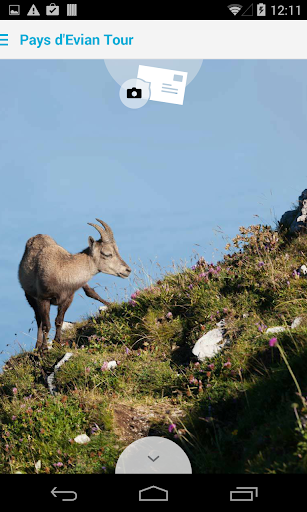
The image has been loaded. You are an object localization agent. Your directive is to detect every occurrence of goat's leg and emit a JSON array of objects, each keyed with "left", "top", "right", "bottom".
[
  {"left": 54, "top": 294, "right": 74, "bottom": 343},
  {"left": 37, "top": 300, "right": 51, "bottom": 353},
  {"left": 25, "top": 293, "right": 43, "bottom": 350},
  {"left": 82, "top": 284, "right": 110, "bottom": 306}
]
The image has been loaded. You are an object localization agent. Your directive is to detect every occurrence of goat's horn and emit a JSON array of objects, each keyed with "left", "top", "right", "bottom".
[
  {"left": 88, "top": 222, "right": 112, "bottom": 243},
  {"left": 96, "top": 219, "right": 114, "bottom": 240}
]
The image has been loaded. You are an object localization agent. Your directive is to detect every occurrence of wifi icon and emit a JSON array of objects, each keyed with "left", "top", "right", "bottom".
[{"left": 228, "top": 4, "right": 243, "bottom": 15}]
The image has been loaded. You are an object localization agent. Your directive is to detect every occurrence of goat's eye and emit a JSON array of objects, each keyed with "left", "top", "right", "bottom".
[{"left": 101, "top": 252, "right": 112, "bottom": 258}]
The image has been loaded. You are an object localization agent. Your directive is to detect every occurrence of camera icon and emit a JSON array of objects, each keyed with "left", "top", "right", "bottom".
[{"left": 127, "top": 87, "right": 142, "bottom": 99}]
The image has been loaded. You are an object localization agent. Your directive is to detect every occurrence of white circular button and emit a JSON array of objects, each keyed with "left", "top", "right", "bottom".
[
  {"left": 115, "top": 436, "right": 192, "bottom": 474},
  {"left": 119, "top": 78, "right": 150, "bottom": 109}
]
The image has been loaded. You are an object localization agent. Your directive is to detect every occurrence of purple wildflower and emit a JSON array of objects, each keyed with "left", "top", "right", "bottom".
[
  {"left": 256, "top": 322, "right": 267, "bottom": 333},
  {"left": 269, "top": 337, "right": 278, "bottom": 347},
  {"left": 189, "top": 375, "right": 198, "bottom": 385},
  {"left": 168, "top": 423, "right": 176, "bottom": 433}
]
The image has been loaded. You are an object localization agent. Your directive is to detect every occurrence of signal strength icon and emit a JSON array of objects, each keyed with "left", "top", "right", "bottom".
[
  {"left": 242, "top": 3, "right": 254, "bottom": 16},
  {"left": 228, "top": 4, "right": 243, "bottom": 15}
]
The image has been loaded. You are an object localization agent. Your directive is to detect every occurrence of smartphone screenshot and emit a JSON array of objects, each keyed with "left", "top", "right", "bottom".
[{"left": 0, "top": 3, "right": 306, "bottom": 504}]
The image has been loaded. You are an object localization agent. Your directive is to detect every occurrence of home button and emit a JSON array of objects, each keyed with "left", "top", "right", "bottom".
[{"left": 139, "top": 485, "right": 168, "bottom": 502}]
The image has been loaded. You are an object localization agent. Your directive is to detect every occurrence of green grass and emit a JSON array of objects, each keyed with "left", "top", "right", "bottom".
[{"left": 1, "top": 223, "right": 307, "bottom": 473}]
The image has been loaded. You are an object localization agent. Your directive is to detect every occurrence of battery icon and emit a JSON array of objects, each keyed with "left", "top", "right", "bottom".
[{"left": 257, "top": 3, "right": 266, "bottom": 16}]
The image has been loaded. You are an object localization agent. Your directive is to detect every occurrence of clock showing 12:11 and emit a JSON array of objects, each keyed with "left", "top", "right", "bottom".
[{"left": 271, "top": 5, "right": 301, "bottom": 15}]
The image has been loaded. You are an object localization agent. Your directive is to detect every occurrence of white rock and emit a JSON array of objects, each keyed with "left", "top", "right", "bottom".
[
  {"left": 291, "top": 317, "right": 303, "bottom": 329},
  {"left": 192, "top": 323, "right": 229, "bottom": 361},
  {"left": 99, "top": 306, "right": 108, "bottom": 312},
  {"left": 265, "top": 326, "right": 286, "bottom": 334},
  {"left": 300, "top": 265, "right": 307, "bottom": 275},
  {"left": 107, "top": 361, "right": 117, "bottom": 370},
  {"left": 265, "top": 318, "right": 303, "bottom": 333},
  {"left": 61, "top": 321, "right": 75, "bottom": 332},
  {"left": 47, "top": 371, "right": 57, "bottom": 396},
  {"left": 47, "top": 353, "right": 73, "bottom": 396},
  {"left": 55, "top": 352, "right": 73, "bottom": 371},
  {"left": 74, "top": 434, "right": 91, "bottom": 445}
]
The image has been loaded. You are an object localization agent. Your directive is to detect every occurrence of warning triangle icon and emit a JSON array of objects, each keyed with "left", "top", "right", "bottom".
[{"left": 27, "top": 4, "right": 40, "bottom": 16}]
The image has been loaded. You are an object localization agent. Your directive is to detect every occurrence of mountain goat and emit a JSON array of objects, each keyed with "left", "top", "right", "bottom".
[{"left": 18, "top": 219, "right": 131, "bottom": 353}]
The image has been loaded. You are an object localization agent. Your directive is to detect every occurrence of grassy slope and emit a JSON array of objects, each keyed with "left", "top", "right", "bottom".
[{"left": 1, "top": 224, "right": 307, "bottom": 474}]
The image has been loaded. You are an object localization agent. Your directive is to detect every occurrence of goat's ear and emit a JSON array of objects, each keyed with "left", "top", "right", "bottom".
[{"left": 88, "top": 236, "right": 95, "bottom": 249}]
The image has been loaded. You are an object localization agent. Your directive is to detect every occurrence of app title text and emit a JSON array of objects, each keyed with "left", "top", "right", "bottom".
[{"left": 20, "top": 34, "right": 134, "bottom": 49}]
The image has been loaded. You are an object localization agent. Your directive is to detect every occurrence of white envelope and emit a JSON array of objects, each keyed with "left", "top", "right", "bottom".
[{"left": 137, "top": 65, "right": 188, "bottom": 105}]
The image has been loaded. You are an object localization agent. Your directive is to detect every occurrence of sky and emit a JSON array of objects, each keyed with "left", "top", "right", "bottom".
[{"left": 0, "top": 59, "right": 307, "bottom": 366}]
